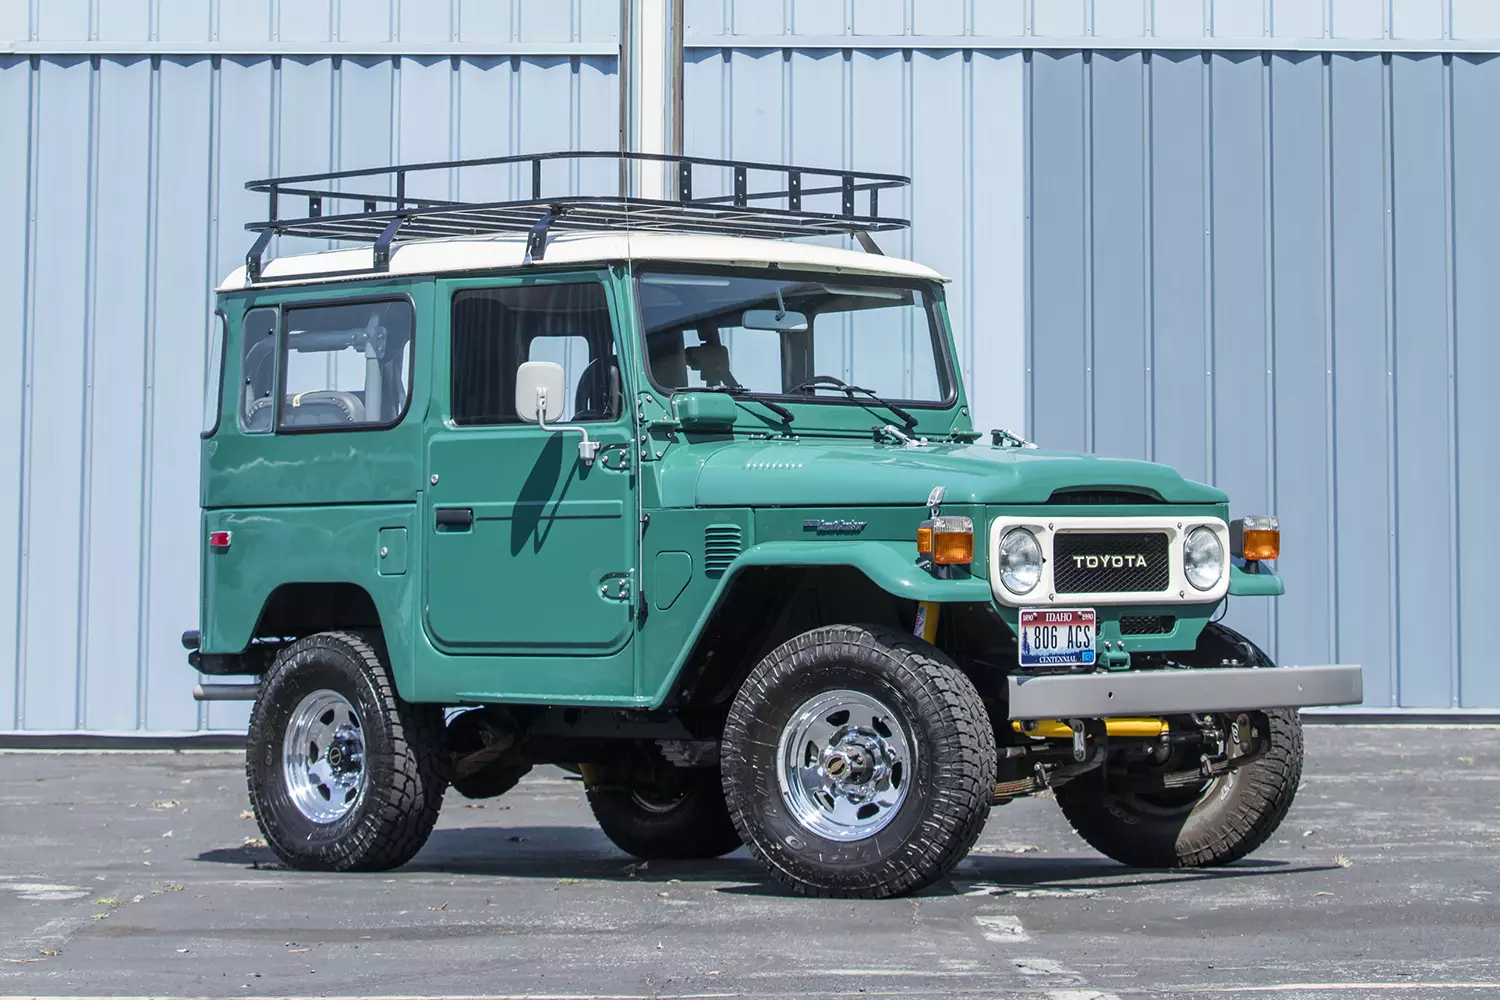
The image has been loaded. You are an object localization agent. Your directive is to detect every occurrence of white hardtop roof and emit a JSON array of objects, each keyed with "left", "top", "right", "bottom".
[{"left": 217, "top": 230, "right": 948, "bottom": 292}]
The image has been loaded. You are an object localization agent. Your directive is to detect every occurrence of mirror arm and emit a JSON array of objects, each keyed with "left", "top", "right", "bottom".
[{"left": 532, "top": 385, "right": 601, "bottom": 466}]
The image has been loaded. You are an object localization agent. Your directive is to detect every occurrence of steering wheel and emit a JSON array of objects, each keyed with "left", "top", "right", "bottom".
[{"left": 786, "top": 375, "right": 851, "bottom": 394}]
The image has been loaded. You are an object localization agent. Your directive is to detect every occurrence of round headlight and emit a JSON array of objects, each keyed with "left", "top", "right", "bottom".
[
  {"left": 1184, "top": 526, "right": 1225, "bottom": 591},
  {"left": 998, "top": 528, "right": 1043, "bottom": 595}
]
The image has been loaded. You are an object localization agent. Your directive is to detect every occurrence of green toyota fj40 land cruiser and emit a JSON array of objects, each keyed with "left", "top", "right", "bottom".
[{"left": 186, "top": 152, "right": 1362, "bottom": 898}]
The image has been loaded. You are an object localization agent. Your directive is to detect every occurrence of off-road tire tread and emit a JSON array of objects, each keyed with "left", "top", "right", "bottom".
[
  {"left": 722, "top": 624, "right": 996, "bottom": 899},
  {"left": 247, "top": 630, "right": 450, "bottom": 872},
  {"left": 1056, "top": 708, "right": 1303, "bottom": 868}
]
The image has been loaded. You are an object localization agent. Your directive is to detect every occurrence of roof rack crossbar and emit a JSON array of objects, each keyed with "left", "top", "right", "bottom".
[{"left": 242, "top": 151, "right": 911, "bottom": 284}]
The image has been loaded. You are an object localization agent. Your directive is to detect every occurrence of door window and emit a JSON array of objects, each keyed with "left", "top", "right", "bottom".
[
  {"left": 238, "top": 307, "right": 279, "bottom": 433},
  {"left": 278, "top": 299, "right": 415, "bottom": 430},
  {"left": 203, "top": 312, "right": 226, "bottom": 436},
  {"left": 450, "top": 282, "right": 619, "bottom": 426}
]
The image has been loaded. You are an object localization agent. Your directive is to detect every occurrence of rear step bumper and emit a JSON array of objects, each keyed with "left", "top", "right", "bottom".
[{"left": 1007, "top": 664, "right": 1363, "bottom": 720}]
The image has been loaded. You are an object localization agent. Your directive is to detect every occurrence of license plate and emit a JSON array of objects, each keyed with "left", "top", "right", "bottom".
[{"left": 1019, "top": 608, "right": 1097, "bottom": 669}]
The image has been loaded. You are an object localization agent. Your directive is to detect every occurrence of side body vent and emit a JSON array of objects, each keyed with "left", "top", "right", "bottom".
[{"left": 704, "top": 525, "right": 744, "bottom": 577}]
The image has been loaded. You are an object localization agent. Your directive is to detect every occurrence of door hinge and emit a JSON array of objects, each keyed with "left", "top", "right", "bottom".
[
  {"left": 600, "top": 572, "right": 633, "bottom": 603},
  {"left": 600, "top": 443, "right": 632, "bottom": 471}
]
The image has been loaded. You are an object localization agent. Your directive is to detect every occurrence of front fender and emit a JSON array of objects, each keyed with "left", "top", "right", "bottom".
[
  {"left": 1228, "top": 562, "right": 1284, "bottom": 596},
  {"left": 644, "top": 540, "right": 989, "bottom": 708}
]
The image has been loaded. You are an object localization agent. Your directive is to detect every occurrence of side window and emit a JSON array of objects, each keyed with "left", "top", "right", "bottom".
[
  {"left": 203, "top": 312, "right": 226, "bottom": 436},
  {"left": 239, "top": 307, "right": 278, "bottom": 433},
  {"left": 451, "top": 282, "right": 618, "bottom": 426},
  {"left": 279, "top": 300, "right": 415, "bottom": 431}
]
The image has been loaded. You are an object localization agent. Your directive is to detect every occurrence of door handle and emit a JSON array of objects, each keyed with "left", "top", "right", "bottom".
[{"left": 435, "top": 507, "right": 474, "bottom": 530}]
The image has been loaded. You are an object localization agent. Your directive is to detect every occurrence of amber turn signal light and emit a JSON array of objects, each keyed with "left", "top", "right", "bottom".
[
  {"left": 1230, "top": 515, "right": 1279, "bottom": 561},
  {"left": 920, "top": 515, "right": 974, "bottom": 565}
]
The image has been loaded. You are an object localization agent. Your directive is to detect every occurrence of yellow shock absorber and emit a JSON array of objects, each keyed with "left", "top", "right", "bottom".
[
  {"left": 1012, "top": 718, "right": 1169, "bottom": 738},
  {"left": 915, "top": 601, "right": 941, "bottom": 643}
]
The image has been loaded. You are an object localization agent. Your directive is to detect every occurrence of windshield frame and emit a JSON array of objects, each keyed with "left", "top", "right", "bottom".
[{"left": 631, "top": 262, "right": 959, "bottom": 412}]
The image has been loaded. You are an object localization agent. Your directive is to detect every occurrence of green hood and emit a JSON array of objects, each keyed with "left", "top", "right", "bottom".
[{"left": 670, "top": 439, "right": 1226, "bottom": 507}]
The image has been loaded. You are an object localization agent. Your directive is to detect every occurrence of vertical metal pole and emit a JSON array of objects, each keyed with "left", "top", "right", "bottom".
[
  {"left": 669, "top": 0, "right": 684, "bottom": 157},
  {"left": 618, "top": 0, "right": 632, "bottom": 197}
]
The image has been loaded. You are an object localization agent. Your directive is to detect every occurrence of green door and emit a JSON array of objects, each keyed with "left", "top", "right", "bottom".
[{"left": 423, "top": 273, "right": 637, "bottom": 659}]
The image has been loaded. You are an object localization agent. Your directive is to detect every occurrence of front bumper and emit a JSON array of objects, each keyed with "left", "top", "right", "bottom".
[{"left": 1007, "top": 664, "right": 1363, "bottom": 719}]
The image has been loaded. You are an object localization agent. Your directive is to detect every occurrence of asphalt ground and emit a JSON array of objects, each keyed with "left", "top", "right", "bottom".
[{"left": 1, "top": 726, "right": 1497, "bottom": 1000}]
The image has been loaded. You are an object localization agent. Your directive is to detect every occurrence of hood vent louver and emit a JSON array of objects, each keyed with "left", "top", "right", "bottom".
[
  {"left": 704, "top": 525, "right": 744, "bottom": 577},
  {"left": 1048, "top": 488, "right": 1162, "bottom": 505}
]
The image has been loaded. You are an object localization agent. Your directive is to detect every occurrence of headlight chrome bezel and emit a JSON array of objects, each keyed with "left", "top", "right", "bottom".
[
  {"left": 1183, "top": 525, "right": 1226, "bottom": 591},
  {"left": 997, "top": 527, "right": 1044, "bottom": 596}
]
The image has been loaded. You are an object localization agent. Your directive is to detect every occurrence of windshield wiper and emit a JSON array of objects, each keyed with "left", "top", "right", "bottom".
[
  {"left": 787, "top": 375, "right": 919, "bottom": 430},
  {"left": 672, "top": 386, "right": 794, "bottom": 425}
]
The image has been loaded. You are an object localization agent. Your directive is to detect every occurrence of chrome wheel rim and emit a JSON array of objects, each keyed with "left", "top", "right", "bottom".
[
  {"left": 776, "top": 689, "right": 914, "bottom": 842},
  {"left": 282, "top": 689, "right": 367, "bottom": 824}
]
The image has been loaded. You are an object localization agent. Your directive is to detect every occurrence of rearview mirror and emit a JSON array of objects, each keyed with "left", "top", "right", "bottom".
[
  {"left": 742, "top": 308, "right": 808, "bottom": 333},
  {"left": 515, "top": 361, "right": 565, "bottom": 424}
]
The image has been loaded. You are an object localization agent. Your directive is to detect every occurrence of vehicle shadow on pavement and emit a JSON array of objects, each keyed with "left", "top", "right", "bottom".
[{"left": 196, "top": 827, "right": 1338, "bottom": 898}]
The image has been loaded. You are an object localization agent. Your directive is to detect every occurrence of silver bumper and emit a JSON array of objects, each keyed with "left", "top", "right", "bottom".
[{"left": 1007, "top": 664, "right": 1363, "bottom": 719}]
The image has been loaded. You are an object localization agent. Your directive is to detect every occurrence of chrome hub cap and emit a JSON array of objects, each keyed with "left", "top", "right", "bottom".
[
  {"left": 283, "top": 690, "right": 367, "bottom": 824},
  {"left": 777, "top": 689, "right": 915, "bottom": 841}
]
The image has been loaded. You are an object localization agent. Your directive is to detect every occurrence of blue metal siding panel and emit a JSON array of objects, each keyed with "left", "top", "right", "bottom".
[
  {"left": 0, "top": 0, "right": 28, "bottom": 41},
  {"left": 36, "top": 0, "right": 89, "bottom": 41},
  {"left": 1027, "top": 49, "right": 1500, "bottom": 707},
  {"left": 1088, "top": 52, "right": 1148, "bottom": 462},
  {"left": 1147, "top": 53, "right": 1209, "bottom": 484},
  {"left": 1271, "top": 0, "right": 1322, "bottom": 38},
  {"left": 0, "top": 17, "right": 617, "bottom": 732},
  {"left": 1331, "top": 0, "right": 1385, "bottom": 39},
  {"left": 1451, "top": 55, "right": 1500, "bottom": 710},
  {"left": 968, "top": 52, "right": 1026, "bottom": 436},
  {"left": 1328, "top": 53, "right": 1395, "bottom": 707},
  {"left": 220, "top": 1, "right": 275, "bottom": 44},
  {"left": 84, "top": 57, "right": 153, "bottom": 733},
  {"left": 1453, "top": 0, "right": 1500, "bottom": 39},
  {"left": 1389, "top": 54, "right": 1453, "bottom": 708},
  {"left": 1027, "top": 52, "right": 1087, "bottom": 452},
  {"left": 0, "top": 57, "right": 30, "bottom": 730},
  {"left": 1207, "top": 52, "right": 1273, "bottom": 650},
  {"left": 696, "top": 0, "right": 1480, "bottom": 43},
  {"left": 1267, "top": 52, "right": 1335, "bottom": 671},
  {"left": 853, "top": 0, "right": 905, "bottom": 37},
  {"left": 23, "top": 56, "right": 92, "bottom": 731}
]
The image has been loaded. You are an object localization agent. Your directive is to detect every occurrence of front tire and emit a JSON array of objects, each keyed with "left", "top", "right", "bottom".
[
  {"left": 1055, "top": 708, "right": 1303, "bottom": 868},
  {"left": 586, "top": 768, "right": 742, "bottom": 860},
  {"left": 721, "top": 624, "right": 996, "bottom": 899},
  {"left": 247, "top": 631, "right": 449, "bottom": 871}
]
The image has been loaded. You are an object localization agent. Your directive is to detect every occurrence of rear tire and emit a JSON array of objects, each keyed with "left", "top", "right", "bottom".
[
  {"left": 247, "top": 631, "right": 449, "bottom": 872},
  {"left": 721, "top": 624, "right": 995, "bottom": 899},
  {"left": 1055, "top": 708, "right": 1303, "bottom": 868},
  {"left": 586, "top": 769, "right": 742, "bottom": 860}
]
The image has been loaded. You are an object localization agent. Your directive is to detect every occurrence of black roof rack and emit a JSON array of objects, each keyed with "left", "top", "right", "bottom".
[{"left": 242, "top": 150, "right": 911, "bottom": 283}]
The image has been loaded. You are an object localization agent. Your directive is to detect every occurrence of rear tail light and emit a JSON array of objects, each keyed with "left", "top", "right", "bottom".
[
  {"left": 208, "top": 530, "right": 232, "bottom": 550},
  {"left": 1231, "top": 516, "right": 1279, "bottom": 561}
]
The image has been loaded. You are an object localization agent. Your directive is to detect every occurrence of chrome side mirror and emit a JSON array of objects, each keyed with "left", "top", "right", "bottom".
[{"left": 514, "top": 360, "right": 599, "bottom": 466}]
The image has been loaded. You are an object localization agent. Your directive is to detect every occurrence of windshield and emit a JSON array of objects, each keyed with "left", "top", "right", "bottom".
[{"left": 636, "top": 268, "right": 952, "bottom": 405}]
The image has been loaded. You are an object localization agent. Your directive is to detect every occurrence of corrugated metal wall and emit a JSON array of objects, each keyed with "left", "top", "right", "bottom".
[
  {"left": 687, "top": 0, "right": 1500, "bottom": 710},
  {"left": 1027, "top": 49, "right": 1500, "bottom": 710},
  {"left": 0, "top": 0, "right": 619, "bottom": 734}
]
